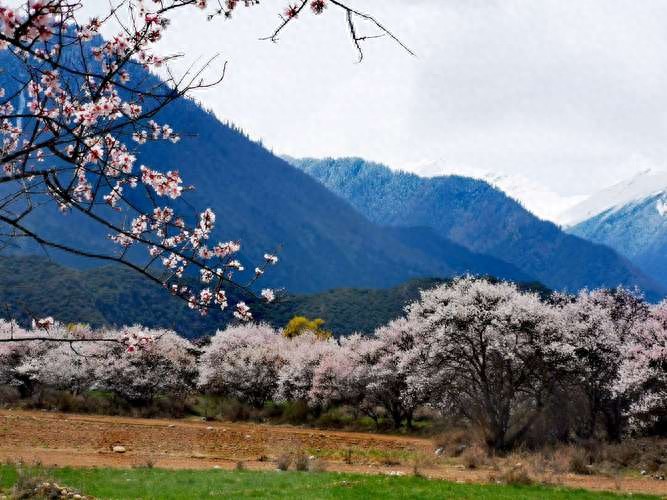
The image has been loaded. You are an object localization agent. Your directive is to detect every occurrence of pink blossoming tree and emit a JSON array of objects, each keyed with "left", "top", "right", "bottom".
[{"left": 198, "top": 323, "right": 286, "bottom": 407}]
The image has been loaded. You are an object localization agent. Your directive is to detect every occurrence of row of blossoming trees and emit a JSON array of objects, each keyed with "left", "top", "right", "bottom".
[{"left": 1, "top": 276, "right": 665, "bottom": 450}]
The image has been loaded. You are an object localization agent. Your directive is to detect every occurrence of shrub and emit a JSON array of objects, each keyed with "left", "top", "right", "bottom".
[
  {"left": 10, "top": 465, "right": 90, "bottom": 500},
  {"left": 281, "top": 400, "right": 310, "bottom": 425},
  {"left": 275, "top": 452, "right": 291, "bottom": 471},
  {"left": 132, "top": 458, "right": 156, "bottom": 469},
  {"left": 643, "top": 451, "right": 663, "bottom": 473},
  {"left": 568, "top": 448, "right": 592, "bottom": 475},
  {"left": 308, "top": 458, "right": 327, "bottom": 472},
  {"left": 433, "top": 428, "right": 475, "bottom": 457},
  {"left": 284, "top": 316, "right": 332, "bottom": 340},
  {"left": 604, "top": 441, "right": 641, "bottom": 468},
  {"left": 293, "top": 450, "right": 309, "bottom": 471},
  {"left": 379, "top": 455, "right": 401, "bottom": 466},
  {"left": 220, "top": 398, "right": 251, "bottom": 422},
  {"left": 497, "top": 464, "right": 535, "bottom": 486},
  {"left": 314, "top": 407, "right": 353, "bottom": 429},
  {"left": 461, "top": 445, "right": 488, "bottom": 470},
  {"left": 0, "top": 385, "right": 20, "bottom": 406},
  {"left": 412, "top": 453, "right": 435, "bottom": 478}
]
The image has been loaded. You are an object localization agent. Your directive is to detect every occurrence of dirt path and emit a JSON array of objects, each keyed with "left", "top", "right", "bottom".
[{"left": 0, "top": 409, "right": 665, "bottom": 496}]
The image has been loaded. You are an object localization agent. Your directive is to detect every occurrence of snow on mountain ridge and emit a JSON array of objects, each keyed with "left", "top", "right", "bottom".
[
  {"left": 405, "top": 159, "right": 584, "bottom": 222},
  {"left": 559, "top": 169, "right": 667, "bottom": 227}
]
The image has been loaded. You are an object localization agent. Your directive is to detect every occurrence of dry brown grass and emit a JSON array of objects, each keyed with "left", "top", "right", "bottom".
[
  {"left": 568, "top": 448, "right": 593, "bottom": 475},
  {"left": 412, "top": 452, "right": 437, "bottom": 478},
  {"left": 432, "top": 428, "right": 477, "bottom": 457},
  {"left": 275, "top": 452, "right": 291, "bottom": 471},
  {"left": 293, "top": 450, "right": 309, "bottom": 472},
  {"left": 379, "top": 455, "right": 401, "bottom": 466},
  {"left": 273, "top": 441, "right": 313, "bottom": 472},
  {"left": 308, "top": 458, "right": 327, "bottom": 473},
  {"left": 8, "top": 462, "right": 92, "bottom": 499},
  {"left": 488, "top": 463, "right": 535, "bottom": 486},
  {"left": 603, "top": 441, "right": 641, "bottom": 468},
  {"left": 431, "top": 424, "right": 667, "bottom": 485},
  {"left": 460, "top": 444, "right": 489, "bottom": 470}
]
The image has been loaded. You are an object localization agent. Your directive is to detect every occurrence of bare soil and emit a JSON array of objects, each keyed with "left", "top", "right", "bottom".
[{"left": 0, "top": 409, "right": 665, "bottom": 496}]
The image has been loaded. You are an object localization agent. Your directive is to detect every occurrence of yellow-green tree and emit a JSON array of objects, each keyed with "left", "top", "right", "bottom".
[{"left": 283, "top": 316, "right": 332, "bottom": 340}]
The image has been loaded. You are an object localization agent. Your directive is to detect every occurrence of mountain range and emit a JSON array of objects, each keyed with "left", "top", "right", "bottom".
[
  {"left": 1, "top": 47, "right": 664, "bottom": 313},
  {"left": 406, "top": 160, "right": 587, "bottom": 221},
  {"left": 288, "top": 157, "right": 664, "bottom": 299},
  {"left": 0, "top": 49, "right": 531, "bottom": 295}
]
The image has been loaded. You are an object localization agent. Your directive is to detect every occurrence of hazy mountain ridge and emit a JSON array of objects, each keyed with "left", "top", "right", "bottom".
[{"left": 289, "top": 157, "right": 665, "bottom": 299}]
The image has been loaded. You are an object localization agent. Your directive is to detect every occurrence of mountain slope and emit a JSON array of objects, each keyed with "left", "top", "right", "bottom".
[
  {"left": 0, "top": 51, "right": 528, "bottom": 293},
  {"left": 407, "top": 160, "right": 586, "bottom": 221},
  {"left": 566, "top": 170, "right": 667, "bottom": 288},
  {"left": 289, "top": 157, "right": 665, "bottom": 299}
]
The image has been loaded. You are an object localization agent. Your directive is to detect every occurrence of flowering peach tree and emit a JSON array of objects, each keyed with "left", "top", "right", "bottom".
[
  {"left": 198, "top": 323, "right": 286, "bottom": 407},
  {"left": 616, "top": 301, "right": 667, "bottom": 432},
  {"left": 559, "top": 288, "right": 649, "bottom": 440},
  {"left": 400, "top": 277, "right": 572, "bottom": 449}
]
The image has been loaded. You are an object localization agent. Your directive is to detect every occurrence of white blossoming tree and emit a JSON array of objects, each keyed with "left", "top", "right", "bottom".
[
  {"left": 616, "top": 301, "right": 667, "bottom": 433},
  {"left": 402, "top": 277, "right": 572, "bottom": 450},
  {"left": 308, "top": 333, "right": 389, "bottom": 424},
  {"left": 560, "top": 288, "right": 649, "bottom": 440},
  {"left": 94, "top": 326, "right": 198, "bottom": 403},
  {"left": 15, "top": 323, "right": 108, "bottom": 394},
  {"left": 275, "top": 331, "right": 336, "bottom": 403},
  {"left": 198, "top": 323, "right": 286, "bottom": 407}
]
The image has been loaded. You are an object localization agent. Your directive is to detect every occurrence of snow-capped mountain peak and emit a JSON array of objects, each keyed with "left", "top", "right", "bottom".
[{"left": 558, "top": 168, "right": 667, "bottom": 227}]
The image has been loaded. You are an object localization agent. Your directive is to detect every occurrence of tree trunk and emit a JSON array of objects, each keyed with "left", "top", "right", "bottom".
[
  {"left": 603, "top": 400, "right": 624, "bottom": 442},
  {"left": 390, "top": 409, "right": 403, "bottom": 429},
  {"left": 406, "top": 411, "right": 414, "bottom": 430}
]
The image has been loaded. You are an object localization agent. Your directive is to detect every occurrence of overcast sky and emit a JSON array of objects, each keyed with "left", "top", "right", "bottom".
[{"left": 100, "top": 1, "right": 667, "bottom": 220}]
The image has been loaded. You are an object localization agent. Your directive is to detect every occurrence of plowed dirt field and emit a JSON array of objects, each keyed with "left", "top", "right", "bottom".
[{"left": 0, "top": 409, "right": 665, "bottom": 496}]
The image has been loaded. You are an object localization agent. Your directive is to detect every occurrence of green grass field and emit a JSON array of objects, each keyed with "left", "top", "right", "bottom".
[{"left": 0, "top": 465, "right": 659, "bottom": 499}]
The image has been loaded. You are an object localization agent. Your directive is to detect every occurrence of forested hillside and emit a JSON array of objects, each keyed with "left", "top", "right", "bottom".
[{"left": 0, "top": 256, "right": 550, "bottom": 337}]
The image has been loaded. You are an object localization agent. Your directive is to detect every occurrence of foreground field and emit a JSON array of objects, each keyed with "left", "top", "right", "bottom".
[
  {"left": 0, "top": 409, "right": 665, "bottom": 497},
  {"left": 0, "top": 466, "right": 658, "bottom": 499}
]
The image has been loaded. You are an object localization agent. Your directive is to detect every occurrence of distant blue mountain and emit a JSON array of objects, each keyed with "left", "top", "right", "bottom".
[
  {"left": 0, "top": 50, "right": 531, "bottom": 293},
  {"left": 570, "top": 195, "right": 667, "bottom": 287},
  {"left": 288, "top": 157, "right": 665, "bottom": 299},
  {"left": 564, "top": 170, "right": 667, "bottom": 289}
]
